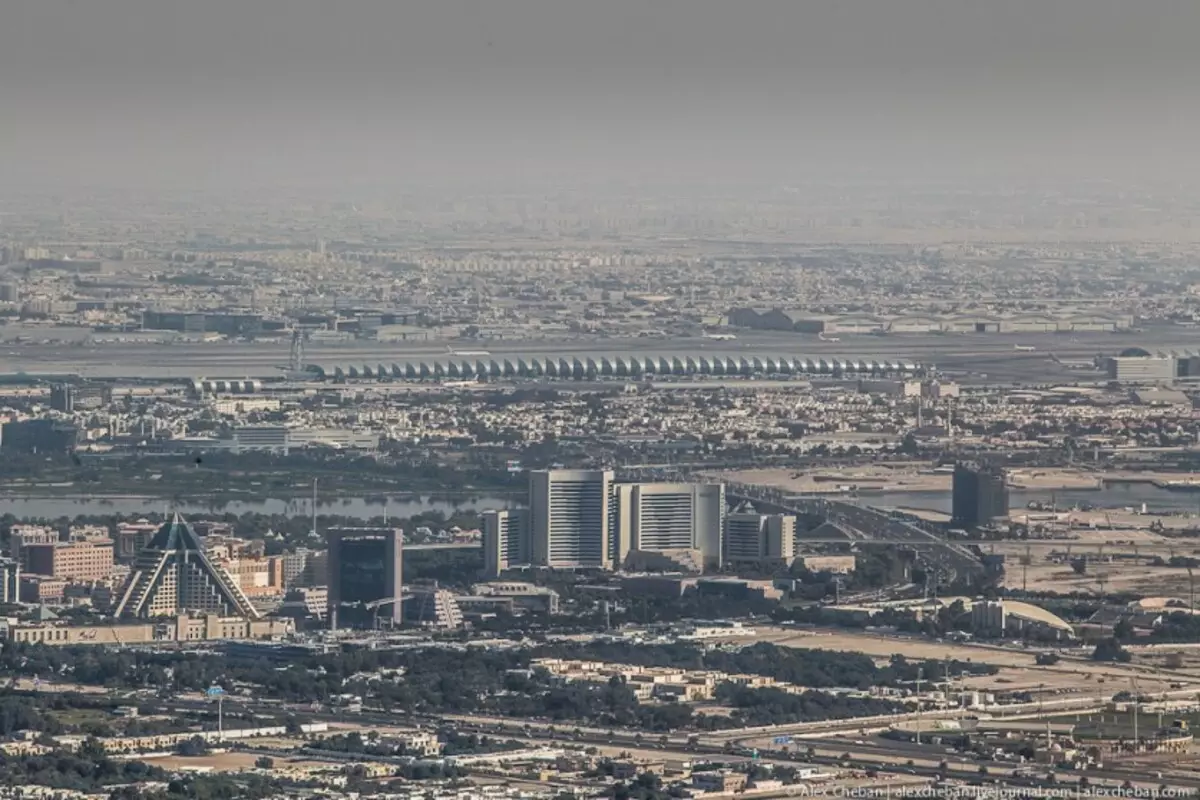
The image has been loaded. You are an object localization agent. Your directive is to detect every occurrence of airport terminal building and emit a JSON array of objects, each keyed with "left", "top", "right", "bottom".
[{"left": 308, "top": 351, "right": 920, "bottom": 382}]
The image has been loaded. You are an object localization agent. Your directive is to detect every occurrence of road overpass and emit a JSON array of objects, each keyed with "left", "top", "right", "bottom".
[{"left": 726, "top": 483, "right": 987, "bottom": 583}]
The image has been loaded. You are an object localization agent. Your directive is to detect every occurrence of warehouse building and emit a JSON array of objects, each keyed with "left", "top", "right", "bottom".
[{"left": 1105, "top": 350, "right": 1177, "bottom": 384}]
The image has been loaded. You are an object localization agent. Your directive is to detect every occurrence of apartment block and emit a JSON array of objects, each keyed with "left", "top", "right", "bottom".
[{"left": 25, "top": 540, "right": 115, "bottom": 582}]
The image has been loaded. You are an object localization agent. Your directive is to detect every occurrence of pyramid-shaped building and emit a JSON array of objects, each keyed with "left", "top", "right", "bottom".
[{"left": 113, "top": 513, "right": 259, "bottom": 620}]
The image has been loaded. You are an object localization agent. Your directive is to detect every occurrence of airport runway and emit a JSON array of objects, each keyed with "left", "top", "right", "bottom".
[{"left": 0, "top": 329, "right": 1193, "bottom": 381}]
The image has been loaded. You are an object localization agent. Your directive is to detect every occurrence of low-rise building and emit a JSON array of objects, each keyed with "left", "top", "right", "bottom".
[
  {"left": 692, "top": 770, "right": 748, "bottom": 793},
  {"left": 795, "top": 555, "right": 856, "bottom": 574},
  {"left": 395, "top": 730, "right": 441, "bottom": 757},
  {"left": 0, "top": 613, "right": 293, "bottom": 646},
  {"left": 19, "top": 576, "right": 67, "bottom": 603},
  {"left": 472, "top": 582, "right": 560, "bottom": 614}
]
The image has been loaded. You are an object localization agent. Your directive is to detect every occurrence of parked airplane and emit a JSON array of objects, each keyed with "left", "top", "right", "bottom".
[
  {"left": 704, "top": 333, "right": 738, "bottom": 341},
  {"left": 818, "top": 332, "right": 841, "bottom": 342},
  {"left": 446, "top": 346, "right": 491, "bottom": 357},
  {"left": 1014, "top": 344, "right": 1036, "bottom": 352}
]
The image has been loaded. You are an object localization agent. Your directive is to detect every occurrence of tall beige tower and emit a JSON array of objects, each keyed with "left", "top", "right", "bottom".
[
  {"left": 529, "top": 469, "right": 613, "bottom": 569},
  {"left": 724, "top": 510, "right": 797, "bottom": 566},
  {"left": 481, "top": 509, "right": 529, "bottom": 578},
  {"left": 611, "top": 482, "right": 725, "bottom": 569}
]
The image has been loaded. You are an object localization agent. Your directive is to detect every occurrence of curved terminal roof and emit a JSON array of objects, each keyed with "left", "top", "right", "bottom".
[
  {"left": 998, "top": 600, "right": 1074, "bottom": 632},
  {"left": 938, "top": 596, "right": 1074, "bottom": 633},
  {"left": 306, "top": 352, "right": 922, "bottom": 382}
]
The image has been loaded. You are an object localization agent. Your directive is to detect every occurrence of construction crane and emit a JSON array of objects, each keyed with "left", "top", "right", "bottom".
[
  {"left": 331, "top": 596, "right": 413, "bottom": 632},
  {"left": 363, "top": 596, "right": 412, "bottom": 630}
]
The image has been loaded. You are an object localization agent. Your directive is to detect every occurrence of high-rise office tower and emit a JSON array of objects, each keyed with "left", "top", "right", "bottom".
[
  {"left": 481, "top": 509, "right": 530, "bottom": 578},
  {"left": 327, "top": 527, "right": 404, "bottom": 628},
  {"left": 610, "top": 482, "right": 725, "bottom": 569},
  {"left": 724, "top": 511, "right": 796, "bottom": 565},
  {"left": 951, "top": 462, "right": 1009, "bottom": 529},
  {"left": 529, "top": 469, "right": 613, "bottom": 569}
]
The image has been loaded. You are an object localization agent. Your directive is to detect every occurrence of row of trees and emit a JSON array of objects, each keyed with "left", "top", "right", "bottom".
[
  {"left": 106, "top": 774, "right": 280, "bottom": 800},
  {"left": 550, "top": 641, "right": 995, "bottom": 690},
  {"left": 0, "top": 639, "right": 988, "bottom": 735},
  {"left": 700, "top": 685, "right": 903, "bottom": 728},
  {"left": 0, "top": 744, "right": 164, "bottom": 793}
]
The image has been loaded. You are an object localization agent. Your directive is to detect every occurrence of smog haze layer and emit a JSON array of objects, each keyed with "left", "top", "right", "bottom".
[{"left": 2, "top": 0, "right": 1199, "bottom": 193}]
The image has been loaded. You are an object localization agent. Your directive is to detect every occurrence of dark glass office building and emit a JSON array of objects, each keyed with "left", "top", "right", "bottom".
[
  {"left": 49, "top": 384, "right": 75, "bottom": 413},
  {"left": 951, "top": 462, "right": 1009, "bottom": 529},
  {"left": 326, "top": 528, "right": 403, "bottom": 628}
]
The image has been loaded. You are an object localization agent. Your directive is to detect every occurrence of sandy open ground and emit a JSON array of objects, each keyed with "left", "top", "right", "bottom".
[
  {"left": 1004, "top": 561, "right": 1196, "bottom": 596},
  {"left": 710, "top": 466, "right": 949, "bottom": 494},
  {"left": 143, "top": 751, "right": 267, "bottom": 772}
]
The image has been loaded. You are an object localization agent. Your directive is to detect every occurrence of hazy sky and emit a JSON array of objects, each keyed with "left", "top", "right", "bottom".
[{"left": 3, "top": 0, "right": 1199, "bottom": 190}]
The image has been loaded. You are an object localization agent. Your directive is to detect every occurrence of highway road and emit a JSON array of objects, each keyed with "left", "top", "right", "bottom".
[
  {"left": 0, "top": 328, "right": 1194, "bottom": 380},
  {"left": 26, "top": 684, "right": 1200, "bottom": 792},
  {"left": 726, "top": 485, "right": 985, "bottom": 582},
  {"left": 308, "top": 706, "right": 1200, "bottom": 792}
]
